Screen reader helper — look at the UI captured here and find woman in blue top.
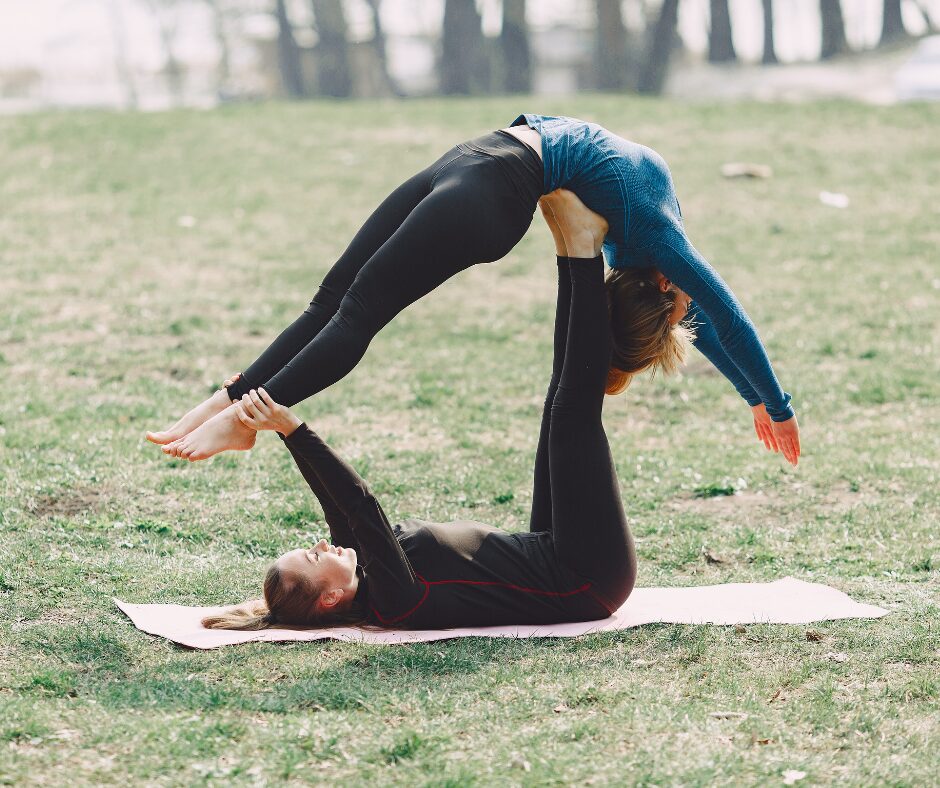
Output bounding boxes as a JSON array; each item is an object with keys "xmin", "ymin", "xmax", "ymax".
[{"xmin": 148, "ymin": 114, "xmax": 800, "ymax": 466}]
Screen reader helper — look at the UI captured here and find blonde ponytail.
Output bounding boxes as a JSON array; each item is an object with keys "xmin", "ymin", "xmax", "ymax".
[{"xmin": 201, "ymin": 598, "xmax": 272, "ymax": 631}]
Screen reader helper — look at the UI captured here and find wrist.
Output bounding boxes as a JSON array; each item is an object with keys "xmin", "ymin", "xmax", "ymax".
[{"xmin": 278, "ymin": 414, "xmax": 302, "ymax": 436}]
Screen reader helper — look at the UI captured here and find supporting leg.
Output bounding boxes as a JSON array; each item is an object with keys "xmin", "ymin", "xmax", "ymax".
[
  {"xmin": 547, "ymin": 257, "xmax": 636, "ymax": 611},
  {"xmin": 529, "ymin": 256, "xmax": 571, "ymax": 533}
]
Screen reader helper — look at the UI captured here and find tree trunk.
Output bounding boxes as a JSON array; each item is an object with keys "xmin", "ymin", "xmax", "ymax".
[
  {"xmin": 638, "ymin": 0, "xmax": 679, "ymax": 95},
  {"xmin": 879, "ymin": 0, "xmax": 907, "ymax": 45},
  {"xmin": 440, "ymin": 0, "xmax": 488, "ymax": 95},
  {"xmin": 107, "ymin": 0, "xmax": 138, "ymax": 109},
  {"xmin": 204, "ymin": 0, "xmax": 231, "ymax": 96},
  {"xmin": 500, "ymin": 0, "xmax": 530, "ymax": 93},
  {"xmin": 143, "ymin": 0, "xmax": 184, "ymax": 104},
  {"xmin": 819, "ymin": 0, "xmax": 847, "ymax": 59},
  {"xmin": 911, "ymin": 0, "xmax": 939, "ymax": 33},
  {"xmin": 311, "ymin": 0, "xmax": 352, "ymax": 97},
  {"xmin": 594, "ymin": 0, "xmax": 629, "ymax": 90},
  {"xmin": 708, "ymin": 0, "xmax": 736, "ymax": 63},
  {"xmin": 364, "ymin": 0, "xmax": 404, "ymax": 97},
  {"xmin": 275, "ymin": 0, "xmax": 306, "ymax": 97},
  {"xmin": 761, "ymin": 0, "xmax": 778, "ymax": 64}
]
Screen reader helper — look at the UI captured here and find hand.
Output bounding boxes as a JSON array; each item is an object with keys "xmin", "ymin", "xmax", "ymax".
[
  {"xmin": 232, "ymin": 388, "xmax": 302, "ymax": 436},
  {"xmin": 750, "ymin": 403, "xmax": 779, "ymax": 454},
  {"xmin": 222, "ymin": 372, "xmax": 241, "ymax": 388},
  {"xmin": 771, "ymin": 414, "xmax": 801, "ymax": 467},
  {"xmin": 751, "ymin": 404, "xmax": 800, "ymax": 466}
]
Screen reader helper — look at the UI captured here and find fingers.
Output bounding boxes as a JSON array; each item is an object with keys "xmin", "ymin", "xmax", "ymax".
[
  {"xmin": 233, "ymin": 400, "xmax": 258, "ymax": 428},
  {"xmin": 248, "ymin": 389, "xmax": 269, "ymax": 416},
  {"xmin": 753, "ymin": 419, "xmax": 769, "ymax": 450},
  {"xmin": 774, "ymin": 418, "xmax": 801, "ymax": 467},
  {"xmin": 240, "ymin": 393, "xmax": 262, "ymax": 421},
  {"xmin": 764, "ymin": 424, "xmax": 780, "ymax": 452},
  {"xmin": 258, "ymin": 387, "xmax": 278, "ymax": 411},
  {"xmin": 785, "ymin": 434, "xmax": 801, "ymax": 466},
  {"xmin": 753, "ymin": 419, "xmax": 778, "ymax": 453}
]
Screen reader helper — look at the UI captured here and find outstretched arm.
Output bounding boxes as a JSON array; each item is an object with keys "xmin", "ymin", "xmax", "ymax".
[
  {"xmin": 225, "ymin": 383, "xmax": 362, "ymax": 550},
  {"xmin": 686, "ymin": 303, "xmax": 791, "ymax": 458},
  {"xmin": 644, "ymin": 235, "xmax": 800, "ymax": 465},
  {"xmin": 234, "ymin": 390, "xmax": 426, "ymax": 620}
]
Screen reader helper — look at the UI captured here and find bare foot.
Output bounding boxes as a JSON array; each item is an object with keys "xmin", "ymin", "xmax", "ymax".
[
  {"xmin": 163, "ymin": 405, "xmax": 257, "ymax": 461},
  {"xmin": 538, "ymin": 188, "xmax": 609, "ymax": 258},
  {"xmin": 146, "ymin": 386, "xmax": 233, "ymax": 445}
]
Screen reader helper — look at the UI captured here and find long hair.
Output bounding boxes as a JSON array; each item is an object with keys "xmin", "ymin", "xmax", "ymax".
[
  {"xmin": 604, "ymin": 266, "xmax": 693, "ymax": 394},
  {"xmin": 201, "ymin": 562, "xmax": 369, "ymax": 631}
]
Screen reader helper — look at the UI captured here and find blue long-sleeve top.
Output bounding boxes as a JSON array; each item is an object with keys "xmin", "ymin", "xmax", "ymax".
[{"xmin": 510, "ymin": 113, "xmax": 793, "ymax": 422}]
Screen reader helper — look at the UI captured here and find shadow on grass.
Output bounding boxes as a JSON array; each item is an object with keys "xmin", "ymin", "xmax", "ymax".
[{"xmin": 83, "ymin": 635, "xmax": 543, "ymax": 714}]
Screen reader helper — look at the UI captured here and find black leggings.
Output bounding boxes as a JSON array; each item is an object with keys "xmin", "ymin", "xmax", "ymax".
[
  {"xmin": 227, "ymin": 129, "xmax": 543, "ymax": 406},
  {"xmin": 285, "ymin": 257, "xmax": 636, "ymax": 614},
  {"xmin": 529, "ymin": 257, "xmax": 636, "ymax": 609}
]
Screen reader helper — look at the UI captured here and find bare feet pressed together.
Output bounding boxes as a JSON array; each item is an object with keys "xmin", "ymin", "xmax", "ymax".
[
  {"xmin": 146, "ymin": 386, "xmax": 232, "ymax": 445},
  {"xmin": 162, "ymin": 404, "xmax": 257, "ymax": 461}
]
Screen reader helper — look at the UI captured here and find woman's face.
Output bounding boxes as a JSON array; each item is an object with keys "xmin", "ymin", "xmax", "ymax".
[
  {"xmin": 277, "ymin": 539, "xmax": 358, "ymax": 605},
  {"xmin": 668, "ymin": 286, "xmax": 691, "ymax": 325},
  {"xmin": 654, "ymin": 271, "xmax": 691, "ymax": 324}
]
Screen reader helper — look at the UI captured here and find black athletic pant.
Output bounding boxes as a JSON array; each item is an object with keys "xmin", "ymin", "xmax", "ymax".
[
  {"xmin": 227, "ymin": 130, "xmax": 543, "ymax": 407},
  {"xmin": 529, "ymin": 256, "xmax": 636, "ymax": 608},
  {"xmin": 283, "ymin": 256, "xmax": 637, "ymax": 615}
]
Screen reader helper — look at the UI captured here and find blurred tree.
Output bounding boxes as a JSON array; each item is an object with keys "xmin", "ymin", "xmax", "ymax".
[
  {"xmin": 500, "ymin": 0, "xmax": 531, "ymax": 93},
  {"xmin": 912, "ymin": 0, "xmax": 939, "ymax": 32},
  {"xmin": 143, "ymin": 0, "xmax": 185, "ymax": 102},
  {"xmin": 106, "ymin": 0, "xmax": 138, "ymax": 108},
  {"xmin": 819, "ymin": 0, "xmax": 847, "ymax": 59},
  {"xmin": 708, "ymin": 0, "xmax": 736, "ymax": 62},
  {"xmin": 879, "ymin": 0, "xmax": 908, "ymax": 45},
  {"xmin": 311, "ymin": 0, "xmax": 352, "ymax": 96},
  {"xmin": 441, "ymin": 0, "xmax": 489, "ymax": 94},
  {"xmin": 761, "ymin": 0, "xmax": 778, "ymax": 64},
  {"xmin": 594, "ymin": 0, "xmax": 629, "ymax": 90},
  {"xmin": 638, "ymin": 0, "xmax": 679, "ymax": 94},
  {"xmin": 364, "ymin": 0, "xmax": 404, "ymax": 97},
  {"xmin": 275, "ymin": 0, "xmax": 307, "ymax": 97},
  {"xmin": 199, "ymin": 0, "xmax": 233, "ymax": 96}
]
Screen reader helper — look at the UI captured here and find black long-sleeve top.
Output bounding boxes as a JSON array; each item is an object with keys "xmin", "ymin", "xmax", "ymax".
[{"xmin": 280, "ymin": 425, "xmax": 612, "ymax": 629}]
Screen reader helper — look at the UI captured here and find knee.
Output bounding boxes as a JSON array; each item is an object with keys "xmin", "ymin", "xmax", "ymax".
[
  {"xmin": 306, "ymin": 284, "xmax": 341, "ymax": 315},
  {"xmin": 331, "ymin": 290, "xmax": 388, "ymax": 336}
]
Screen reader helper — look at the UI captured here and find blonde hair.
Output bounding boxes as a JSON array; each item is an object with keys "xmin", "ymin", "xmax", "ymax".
[
  {"xmin": 604, "ymin": 266, "xmax": 693, "ymax": 395},
  {"xmin": 201, "ymin": 561, "xmax": 367, "ymax": 631}
]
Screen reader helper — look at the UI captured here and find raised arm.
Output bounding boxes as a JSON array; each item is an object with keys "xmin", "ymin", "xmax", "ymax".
[
  {"xmin": 234, "ymin": 389, "xmax": 426, "ymax": 621},
  {"xmin": 279, "ymin": 433, "xmax": 362, "ymax": 552}
]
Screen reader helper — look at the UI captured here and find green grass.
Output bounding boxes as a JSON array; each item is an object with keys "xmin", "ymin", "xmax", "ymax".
[{"xmin": 1, "ymin": 96, "xmax": 938, "ymax": 785}]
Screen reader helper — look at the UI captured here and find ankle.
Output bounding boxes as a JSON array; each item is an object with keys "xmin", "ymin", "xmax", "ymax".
[{"xmin": 567, "ymin": 229, "xmax": 602, "ymax": 259}]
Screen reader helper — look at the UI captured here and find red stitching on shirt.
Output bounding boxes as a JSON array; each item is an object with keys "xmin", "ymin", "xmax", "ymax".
[
  {"xmin": 371, "ymin": 573, "xmax": 593, "ymax": 626},
  {"xmin": 370, "ymin": 577, "xmax": 430, "ymax": 626}
]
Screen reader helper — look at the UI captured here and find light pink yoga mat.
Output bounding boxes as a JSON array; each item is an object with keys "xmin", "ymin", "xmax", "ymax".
[{"xmin": 115, "ymin": 577, "xmax": 888, "ymax": 650}]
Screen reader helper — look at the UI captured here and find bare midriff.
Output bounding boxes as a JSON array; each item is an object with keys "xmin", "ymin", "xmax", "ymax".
[{"xmin": 499, "ymin": 125, "xmax": 542, "ymax": 161}]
